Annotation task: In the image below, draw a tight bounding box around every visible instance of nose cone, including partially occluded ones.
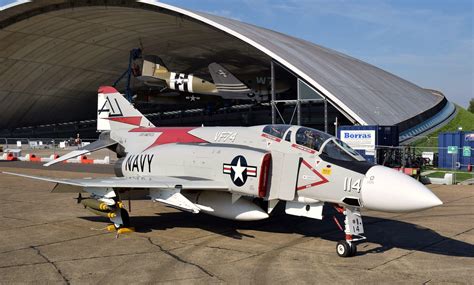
[362,166,443,212]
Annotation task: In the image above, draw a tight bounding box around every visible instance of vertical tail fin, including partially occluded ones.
[208,62,251,94]
[97,86,154,131]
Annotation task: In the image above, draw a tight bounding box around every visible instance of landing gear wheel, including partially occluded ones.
[114,208,131,229]
[120,208,130,227]
[336,240,351,257]
[349,242,357,257]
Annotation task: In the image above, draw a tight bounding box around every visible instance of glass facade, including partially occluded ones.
[298,79,324,100]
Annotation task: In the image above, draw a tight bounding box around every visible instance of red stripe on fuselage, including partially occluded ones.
[296,159,329,191]
[261,133,281,142]
[107,116,142,126]
[291,144,316,154]
[129,127,207,149]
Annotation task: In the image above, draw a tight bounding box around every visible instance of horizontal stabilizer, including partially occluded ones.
[43,132,116,167]
[209,63,251,95]
[43,150,89,167]
[141,55,169,78]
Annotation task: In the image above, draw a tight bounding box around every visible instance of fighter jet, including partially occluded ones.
[137,56,289,101]
[2,86,443,257]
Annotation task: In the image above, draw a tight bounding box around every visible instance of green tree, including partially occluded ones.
[469,99,474,113]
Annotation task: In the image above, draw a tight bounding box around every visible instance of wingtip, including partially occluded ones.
[43,161,54,167]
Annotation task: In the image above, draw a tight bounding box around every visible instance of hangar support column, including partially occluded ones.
[271,61,276,124]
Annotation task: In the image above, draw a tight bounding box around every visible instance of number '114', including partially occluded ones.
[344,177,361,193]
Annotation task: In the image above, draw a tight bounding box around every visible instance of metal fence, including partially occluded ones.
[0,137,96,151]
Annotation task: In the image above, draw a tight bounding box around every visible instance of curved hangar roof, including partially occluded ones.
[0,0,447,130]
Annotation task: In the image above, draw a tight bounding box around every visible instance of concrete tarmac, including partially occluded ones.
[0,162,473,284]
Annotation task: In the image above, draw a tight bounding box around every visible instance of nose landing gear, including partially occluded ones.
[336,239,357,257]
[333,205,366,257]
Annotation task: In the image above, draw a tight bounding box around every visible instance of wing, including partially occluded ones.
[2,172,229,213]
[2,171,227,191]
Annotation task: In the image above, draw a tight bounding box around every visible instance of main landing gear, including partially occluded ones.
[333,205,366,257]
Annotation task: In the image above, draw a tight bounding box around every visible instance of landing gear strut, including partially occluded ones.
[333,205,366,257]
[109,207,134,237]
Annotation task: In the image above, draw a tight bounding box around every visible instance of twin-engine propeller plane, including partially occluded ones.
[2,86,443,257]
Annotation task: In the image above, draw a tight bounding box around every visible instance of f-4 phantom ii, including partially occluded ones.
[2,86,443,257]
[137,56,290,101]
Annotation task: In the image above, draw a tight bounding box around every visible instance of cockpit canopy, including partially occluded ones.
[262,125,290,139]
[262,125,365,161]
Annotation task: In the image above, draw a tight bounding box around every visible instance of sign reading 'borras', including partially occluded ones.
[340,130,376,151]
[125,154,154,172]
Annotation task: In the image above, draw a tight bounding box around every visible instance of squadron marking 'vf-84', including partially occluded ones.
[2,86,443,257]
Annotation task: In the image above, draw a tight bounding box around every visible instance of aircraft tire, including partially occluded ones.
[121,208,131,227]
[336,240,351,257]
[349,242,357,257]
[114,208,131,229]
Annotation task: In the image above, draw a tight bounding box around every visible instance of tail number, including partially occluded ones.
[98,97,123,117]
[344,177,361,193]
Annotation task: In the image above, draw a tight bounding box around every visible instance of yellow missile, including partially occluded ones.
[86,207,117,218]
[81,198,113,211]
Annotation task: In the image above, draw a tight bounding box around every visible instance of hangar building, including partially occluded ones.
[0,0,455,141]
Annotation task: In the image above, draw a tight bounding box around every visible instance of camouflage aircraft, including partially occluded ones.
[137,56,290,101]
[2,86,443,257]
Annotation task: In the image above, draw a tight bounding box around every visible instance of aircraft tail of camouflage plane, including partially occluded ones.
[2,86,442,257]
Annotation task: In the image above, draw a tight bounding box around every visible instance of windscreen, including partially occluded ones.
[295,127,331,151]
[321,139,365,161]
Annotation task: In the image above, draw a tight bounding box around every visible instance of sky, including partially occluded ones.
[1,0,473,108]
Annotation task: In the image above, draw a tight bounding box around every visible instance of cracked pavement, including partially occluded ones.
[0,162,473,284]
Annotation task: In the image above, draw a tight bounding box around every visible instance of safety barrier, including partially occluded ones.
[421,173,454,185]
[18,154,60,162]
[65,155,110,165]
[1,152,18,161]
